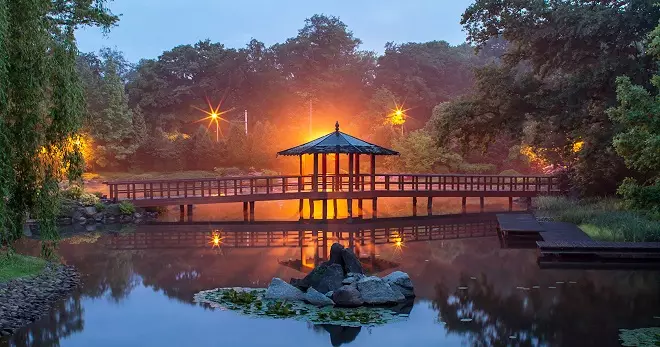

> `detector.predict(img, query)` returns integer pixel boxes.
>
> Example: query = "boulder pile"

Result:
[266,243,414,307]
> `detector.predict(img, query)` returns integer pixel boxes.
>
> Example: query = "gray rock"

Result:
[72,209,86,222]
[342,277,357,285]
[83,206,97,217]
[265,278,305,301]
[383,271,415,297]
[332,285,364,307]
[341,248,364,274]
[328,243,345,265]
[356,276,405,305]
[325,291,334,298]
[304,287,334,307]
[299,263,344,294]
[94,213,104,222]
[133,212,143,219]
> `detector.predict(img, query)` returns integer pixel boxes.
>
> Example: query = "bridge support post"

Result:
[372,198,378,219]
[243,202,249,221]
[480,197,485,212]
[322,199,328,220]
[412,197,417,216]
[333,199,338,219]
[298,199,304,220]
[509,197,513,211]
[313,153,319,192]
[186,204,193,221]
[461,197,467,214]
[309,199,315,220]
[427,197,433,216]
[347,153,354,220]
[249,201,255,222]
[357,199,363,218]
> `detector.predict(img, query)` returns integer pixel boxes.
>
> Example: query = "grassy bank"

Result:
[534,196,660,242]
[0,253,46,282]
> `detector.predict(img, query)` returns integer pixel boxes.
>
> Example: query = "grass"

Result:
[535,196,660,242]
[0,253,47,282]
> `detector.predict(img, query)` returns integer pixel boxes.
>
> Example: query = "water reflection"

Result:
[3,214,660,347]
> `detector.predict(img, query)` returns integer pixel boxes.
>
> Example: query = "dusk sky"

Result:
[75,0,474,62]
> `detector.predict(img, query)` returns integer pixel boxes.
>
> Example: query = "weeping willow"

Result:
[0,0,117,256]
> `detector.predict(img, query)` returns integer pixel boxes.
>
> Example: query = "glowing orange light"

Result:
[572,141,584,153]
[193,97,234,142]
[386,102,410,130]
[208,231,223,248]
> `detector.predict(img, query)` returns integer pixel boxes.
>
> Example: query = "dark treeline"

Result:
[78,2,660,206]
[77,14,508,174]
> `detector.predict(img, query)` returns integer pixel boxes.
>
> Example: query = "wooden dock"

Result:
[496,213,660,267]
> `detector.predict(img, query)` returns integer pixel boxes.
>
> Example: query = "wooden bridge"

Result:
[104,173,561,220]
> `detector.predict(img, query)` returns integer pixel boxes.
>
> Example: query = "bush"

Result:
[118,201,136,215]
[259,169,279,176]
[499,169,522,176]
[92,191,104,199]
[94,202,106,212]
[61,185,84,200]
[214,167,244,177]
[78,192,100,206]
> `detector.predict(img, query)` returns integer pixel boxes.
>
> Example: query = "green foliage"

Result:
[265,301,297,317]
[220,288,258,306]
[0,1,117,252]
[213,167,244,176]
[0,253,46,282]
[617,178,660,215]
[78,192,100,207]
[61,185,84,200]
[94,202,105,212]
[535,196,660,242]
[434,0,660,196]
[118,201,135,215]
[619,327,660,347]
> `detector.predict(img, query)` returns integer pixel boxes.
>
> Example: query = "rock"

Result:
[304,287,335,307]
[341,248,364,274]
[356,276,405,305]
[94,213,104,222]
[383,271,415,298]
[83,206,97,217]
[332,285,364,307]
[325,291,334,298]
[105,204,121,216]
[133,212,143,219]
[342,277,357,285]
[72,209,86,222]
[328,243,345,266]
[265,278,305,301]
[347,272,365,280]
[289,278,308,290]
[298,263,344,294]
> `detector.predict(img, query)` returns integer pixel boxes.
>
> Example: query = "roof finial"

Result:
[335,121,339,133]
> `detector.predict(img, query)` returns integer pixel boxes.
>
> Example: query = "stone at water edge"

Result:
[341,248,364,274]
[83,206,97,217]
[265,278,305,301]
[383,271,415,298]
[332,285,364,307]
[356,276,405,305]
[304,287,335,307]
[297,263,344,294]
[325,291,334,299]
[328,243,345,266]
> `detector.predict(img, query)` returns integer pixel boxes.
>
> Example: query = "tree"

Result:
[435,0,660,195]
[78,49,144,170]
[608,22,660,212]
[0,0,117,252]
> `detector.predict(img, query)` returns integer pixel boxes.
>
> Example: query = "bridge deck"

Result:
[105,173,561,207]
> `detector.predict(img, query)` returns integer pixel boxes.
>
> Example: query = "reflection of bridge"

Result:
[107,214,498,251]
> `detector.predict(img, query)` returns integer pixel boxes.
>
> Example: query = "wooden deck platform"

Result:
[537,239,660,269]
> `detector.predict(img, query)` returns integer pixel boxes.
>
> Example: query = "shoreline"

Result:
[0,263,80,336]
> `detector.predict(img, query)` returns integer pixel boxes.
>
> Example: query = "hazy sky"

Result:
[75,0,474,62]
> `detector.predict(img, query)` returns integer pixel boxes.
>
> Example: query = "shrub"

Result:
[499,169,522,176]
[61,185,84,200]
[214,167,243,177]
[78,192,100,207]
[260,169,279,176]
[94,202,106,212]
[118,201,136,215]
[92,191,104,199]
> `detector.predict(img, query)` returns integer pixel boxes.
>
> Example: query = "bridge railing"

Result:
[105,173,560,201]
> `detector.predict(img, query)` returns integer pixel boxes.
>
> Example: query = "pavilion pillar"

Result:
[348,153,354,220]
[299,155,303,191]
[480,197,485,212]
[313,153,319,192]
[509,197,513,211]
[322,154,327,192]
[462,197,467,213]
[427,197,433,216]
[370,154,376,191]
[335,152,340,191]
[355,154,360,191]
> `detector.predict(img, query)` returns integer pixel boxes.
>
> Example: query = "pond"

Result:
[2,200,660,347]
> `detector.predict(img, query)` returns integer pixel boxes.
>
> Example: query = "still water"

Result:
[2,199,660,347]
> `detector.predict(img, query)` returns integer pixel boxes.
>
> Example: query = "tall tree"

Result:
[0,0,117,252]
[608,22,660,212]
[435,0,660,195]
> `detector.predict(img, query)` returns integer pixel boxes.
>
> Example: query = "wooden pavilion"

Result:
[277,121,398,219]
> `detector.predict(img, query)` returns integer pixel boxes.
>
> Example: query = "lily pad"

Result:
[194,287,409,327]
[619,327,660,347]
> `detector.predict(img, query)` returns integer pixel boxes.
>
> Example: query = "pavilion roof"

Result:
[277,122,399,156]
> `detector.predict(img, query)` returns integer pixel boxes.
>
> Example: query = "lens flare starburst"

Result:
[208,231,224,248]
[193,97,235,142]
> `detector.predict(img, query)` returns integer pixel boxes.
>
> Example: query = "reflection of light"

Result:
[208,231,223,248]
[572,141,584,153]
